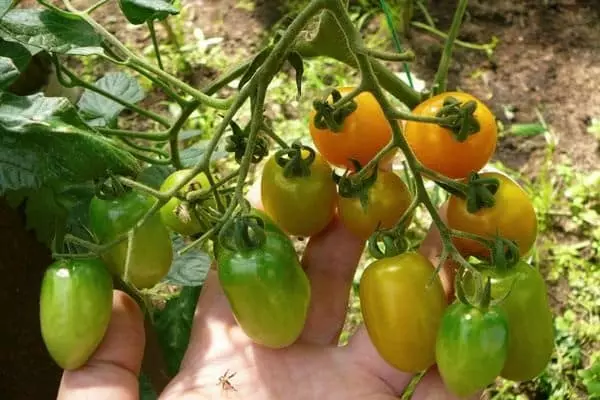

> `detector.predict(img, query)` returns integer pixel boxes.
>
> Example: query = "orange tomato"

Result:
[404,92,497,179]
[309,87,395,170]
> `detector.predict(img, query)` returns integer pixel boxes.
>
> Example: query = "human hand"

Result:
[56,196,474,400]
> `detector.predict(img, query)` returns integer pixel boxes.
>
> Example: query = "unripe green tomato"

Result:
[359,252,446,373]
[89,191,173,289]
[215,212,311,348]
[40,258,113,370]
[436,302,509,398]
[160,169,215,236]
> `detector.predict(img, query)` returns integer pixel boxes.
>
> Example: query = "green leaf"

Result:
[0,39,32,72]
[77,72,145,127]
[118,0,179,25]
[0,92,140,195]
[0,9,104,55]
[0,55,19,89]
[163,236,211,286]
[153,286,202,375]
[0,0,10,19]
[137,164,174,189]
[180,140,228,168]
[507,123,546,137]
[139,373,158,400]
[238,46,271,90]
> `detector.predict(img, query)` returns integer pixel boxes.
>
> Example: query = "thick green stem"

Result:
[147,21,165,71]
[98,127,170,141]
[432,0,469,93]
[118,177,169,200]
[168,100,201,169]
[412,21,497,53]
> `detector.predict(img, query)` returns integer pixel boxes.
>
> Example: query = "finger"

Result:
[178,269,247,369]
[417,203,457,301]
[298,216,365,345]
[58,290,145,400]
[412,366,481,400]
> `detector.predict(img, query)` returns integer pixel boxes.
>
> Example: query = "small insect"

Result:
[217,369,237,392]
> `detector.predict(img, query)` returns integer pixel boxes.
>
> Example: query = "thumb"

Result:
[57,290,145,400]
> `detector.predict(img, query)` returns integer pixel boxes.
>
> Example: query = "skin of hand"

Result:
[56,178,476,400]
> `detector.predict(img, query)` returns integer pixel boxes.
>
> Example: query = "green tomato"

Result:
[436,302,509,397]
[484,261,555,381]
[160,169,214,236]
[40,258,113,370]
[261,151,337,237]
[89,190,173,289]
[359,252,447,373]
[215,212,311,348]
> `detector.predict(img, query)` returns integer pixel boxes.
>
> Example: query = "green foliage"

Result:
[0,9,104,55]
[152,286,202,376]
[163,236,211,286]
[78,72,146,127]
[118,0,179,25]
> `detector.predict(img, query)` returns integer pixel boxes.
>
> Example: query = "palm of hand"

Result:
[58,213,465,400]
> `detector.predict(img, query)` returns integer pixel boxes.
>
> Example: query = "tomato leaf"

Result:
[118,0,179,25]
[0,55,19,89]
[0,9,104,55]
[163,235,211,286]
[138,165,175,189]
[238,46,271,90]
[0,38,32,72]
[0,92,140,195]
[180,140,228,168]
[0,0,11,19]
[152,286,202,375]
[139,373,158,400]
[77,72,145,127]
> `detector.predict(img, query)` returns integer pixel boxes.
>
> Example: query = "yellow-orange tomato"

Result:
[360,252,447,373]
[338,170,412,240]
[404,92,497,179]
[447,172,538,258]
[309,87,395,170]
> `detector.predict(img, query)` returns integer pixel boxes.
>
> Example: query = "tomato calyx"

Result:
[490,235,521,271]
[335,164,378,210]
[94,175,130,200]
[456,268,494,310]
[218,213,267,252]
[226,120,270,164]
[274,141,316,178]
[435,96,481,142]
[368,228,409,259]
[465,172,500,213]
[312,89,358,133]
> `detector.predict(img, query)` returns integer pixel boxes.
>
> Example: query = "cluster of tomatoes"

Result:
[39,87,553,399]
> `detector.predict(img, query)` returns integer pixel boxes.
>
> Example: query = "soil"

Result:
[2,0,599,399]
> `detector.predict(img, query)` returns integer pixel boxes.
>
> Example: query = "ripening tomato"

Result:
[215,212,311,349]
[160,169,214,236]
[447,171,538,258]
[89,191,173,289]
[338,170,412,240]
[404,92,497,179]
[481,261,554,381]
[261,151,337,237]
[40,258,113,370]
[309,87,395,170]
[436,302,509,397]
[360,252,447,373]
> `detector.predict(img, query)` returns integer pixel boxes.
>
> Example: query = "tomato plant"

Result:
[89,191,173,289]
[215,212,311,348]
[1,0,560,395]
[160,169,214,236]
[309,87,395,170]
[40,258,113,370]
[404,92,497,179]
[436,302,509,398]
[359,252,447,373]
[261,148,337,237]
[447,171,538,258]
